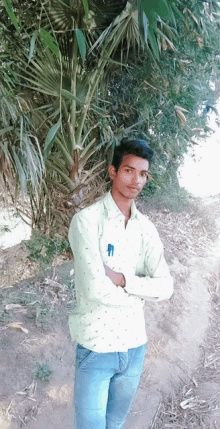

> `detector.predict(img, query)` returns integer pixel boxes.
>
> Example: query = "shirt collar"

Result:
[102,190,140,220]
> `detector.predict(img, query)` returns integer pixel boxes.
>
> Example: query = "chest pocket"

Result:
[97,210,142,272]
[98,216,119,268]
[99,241,117,266]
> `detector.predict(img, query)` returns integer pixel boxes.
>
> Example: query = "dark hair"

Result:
[111,138,154,174]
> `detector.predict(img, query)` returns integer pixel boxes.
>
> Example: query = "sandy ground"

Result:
[0,195,220,429]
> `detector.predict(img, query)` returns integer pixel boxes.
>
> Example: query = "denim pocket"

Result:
[76,344,94,369]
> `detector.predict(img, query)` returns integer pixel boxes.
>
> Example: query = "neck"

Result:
[110,188,132,219]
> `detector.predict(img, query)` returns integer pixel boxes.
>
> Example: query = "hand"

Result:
[103,263,125,287]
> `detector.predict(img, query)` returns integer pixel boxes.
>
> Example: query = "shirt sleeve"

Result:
[68,211,141,308]
[123,223,173,302]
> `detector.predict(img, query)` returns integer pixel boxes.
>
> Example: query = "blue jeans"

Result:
[73,342,147,429]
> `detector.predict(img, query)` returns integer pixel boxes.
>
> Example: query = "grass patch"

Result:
[0,276,75,330]
[21,230,71,269]
[34,363,53,381]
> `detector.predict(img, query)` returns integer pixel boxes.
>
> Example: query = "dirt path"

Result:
[0,195,219,429]
[125,203,220,429]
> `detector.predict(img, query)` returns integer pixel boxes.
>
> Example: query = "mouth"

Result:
[128,187,139,191]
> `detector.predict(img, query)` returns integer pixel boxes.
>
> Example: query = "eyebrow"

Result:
[123,165,149,173]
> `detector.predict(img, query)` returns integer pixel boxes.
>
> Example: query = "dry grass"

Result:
[0,243,71,289]
[148,269,220,429]
[0,244,39,288]
[136,196,220,262]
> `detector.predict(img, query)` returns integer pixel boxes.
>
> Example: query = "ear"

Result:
[108,165,117,181]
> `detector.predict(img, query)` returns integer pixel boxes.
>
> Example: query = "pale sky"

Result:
[178,101,220,197]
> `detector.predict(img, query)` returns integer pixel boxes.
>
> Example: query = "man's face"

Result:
[109,154,149,199]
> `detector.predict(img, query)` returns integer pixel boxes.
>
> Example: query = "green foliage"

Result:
[0,225,11,234]
[0,274,75,335]
[22,230,70,267]
[64,277,75,291]
[104,0,219,193]
[141,179,193,213]
[3,0,20,32]
[44,118,62,160]
[34,363,53,381]
[0,306,13,326]
[75,28,86,63]
[1,0,220,233]
[28,30,38,63]
[39,29,59,58]
[35,306,52,328]
[82,0,89,21]
[141,180,158,197]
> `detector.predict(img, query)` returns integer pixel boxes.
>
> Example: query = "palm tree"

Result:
[1,0,219,236]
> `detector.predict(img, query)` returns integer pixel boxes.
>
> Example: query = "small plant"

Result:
[0,309,13,326]
[0,225,11,234]
[35,306,52,328]
[34,363,53,381]
[22,230,70,268]
[65,277,75,290]
[1,336,10,347]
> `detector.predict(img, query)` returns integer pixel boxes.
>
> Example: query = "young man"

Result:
[68,138,173,429]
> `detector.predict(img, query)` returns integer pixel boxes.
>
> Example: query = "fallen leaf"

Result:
[180,397,201,409]
[5,304,23,310]
[44,278,62,288]
[6,322,29,334]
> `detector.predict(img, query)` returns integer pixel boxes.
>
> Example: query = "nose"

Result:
[130,172,145,188]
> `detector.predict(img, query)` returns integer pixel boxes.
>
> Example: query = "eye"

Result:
[125,169,149,178]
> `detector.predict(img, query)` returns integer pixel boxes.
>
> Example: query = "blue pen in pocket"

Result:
[108,244,114,256]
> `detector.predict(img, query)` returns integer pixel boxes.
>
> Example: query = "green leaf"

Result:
[143,12,148,45]
[82,0,89,21]
[171,3,185,22]
[44,118,61,160]
[3,0,20,32]
[20,116,23,146]
[141,0,175,26]
[138,1,148,47]
[147,10,158,29]
[39,29,59,58]
[156,0,171,21]
[58,0,70,7]
[75,28,86,63]
[148,27,159,59]
[143,0,170,21]
[61,89,83,104]
[0,126,14,135]
[168,3,176,27]
[11,147,26,195]
[28,30,38,63]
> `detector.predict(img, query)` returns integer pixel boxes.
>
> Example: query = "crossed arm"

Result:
[103,263,145,288]
[69,213,173,302]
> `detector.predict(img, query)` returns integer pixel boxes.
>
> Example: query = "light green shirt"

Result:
[68,190,173,353]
